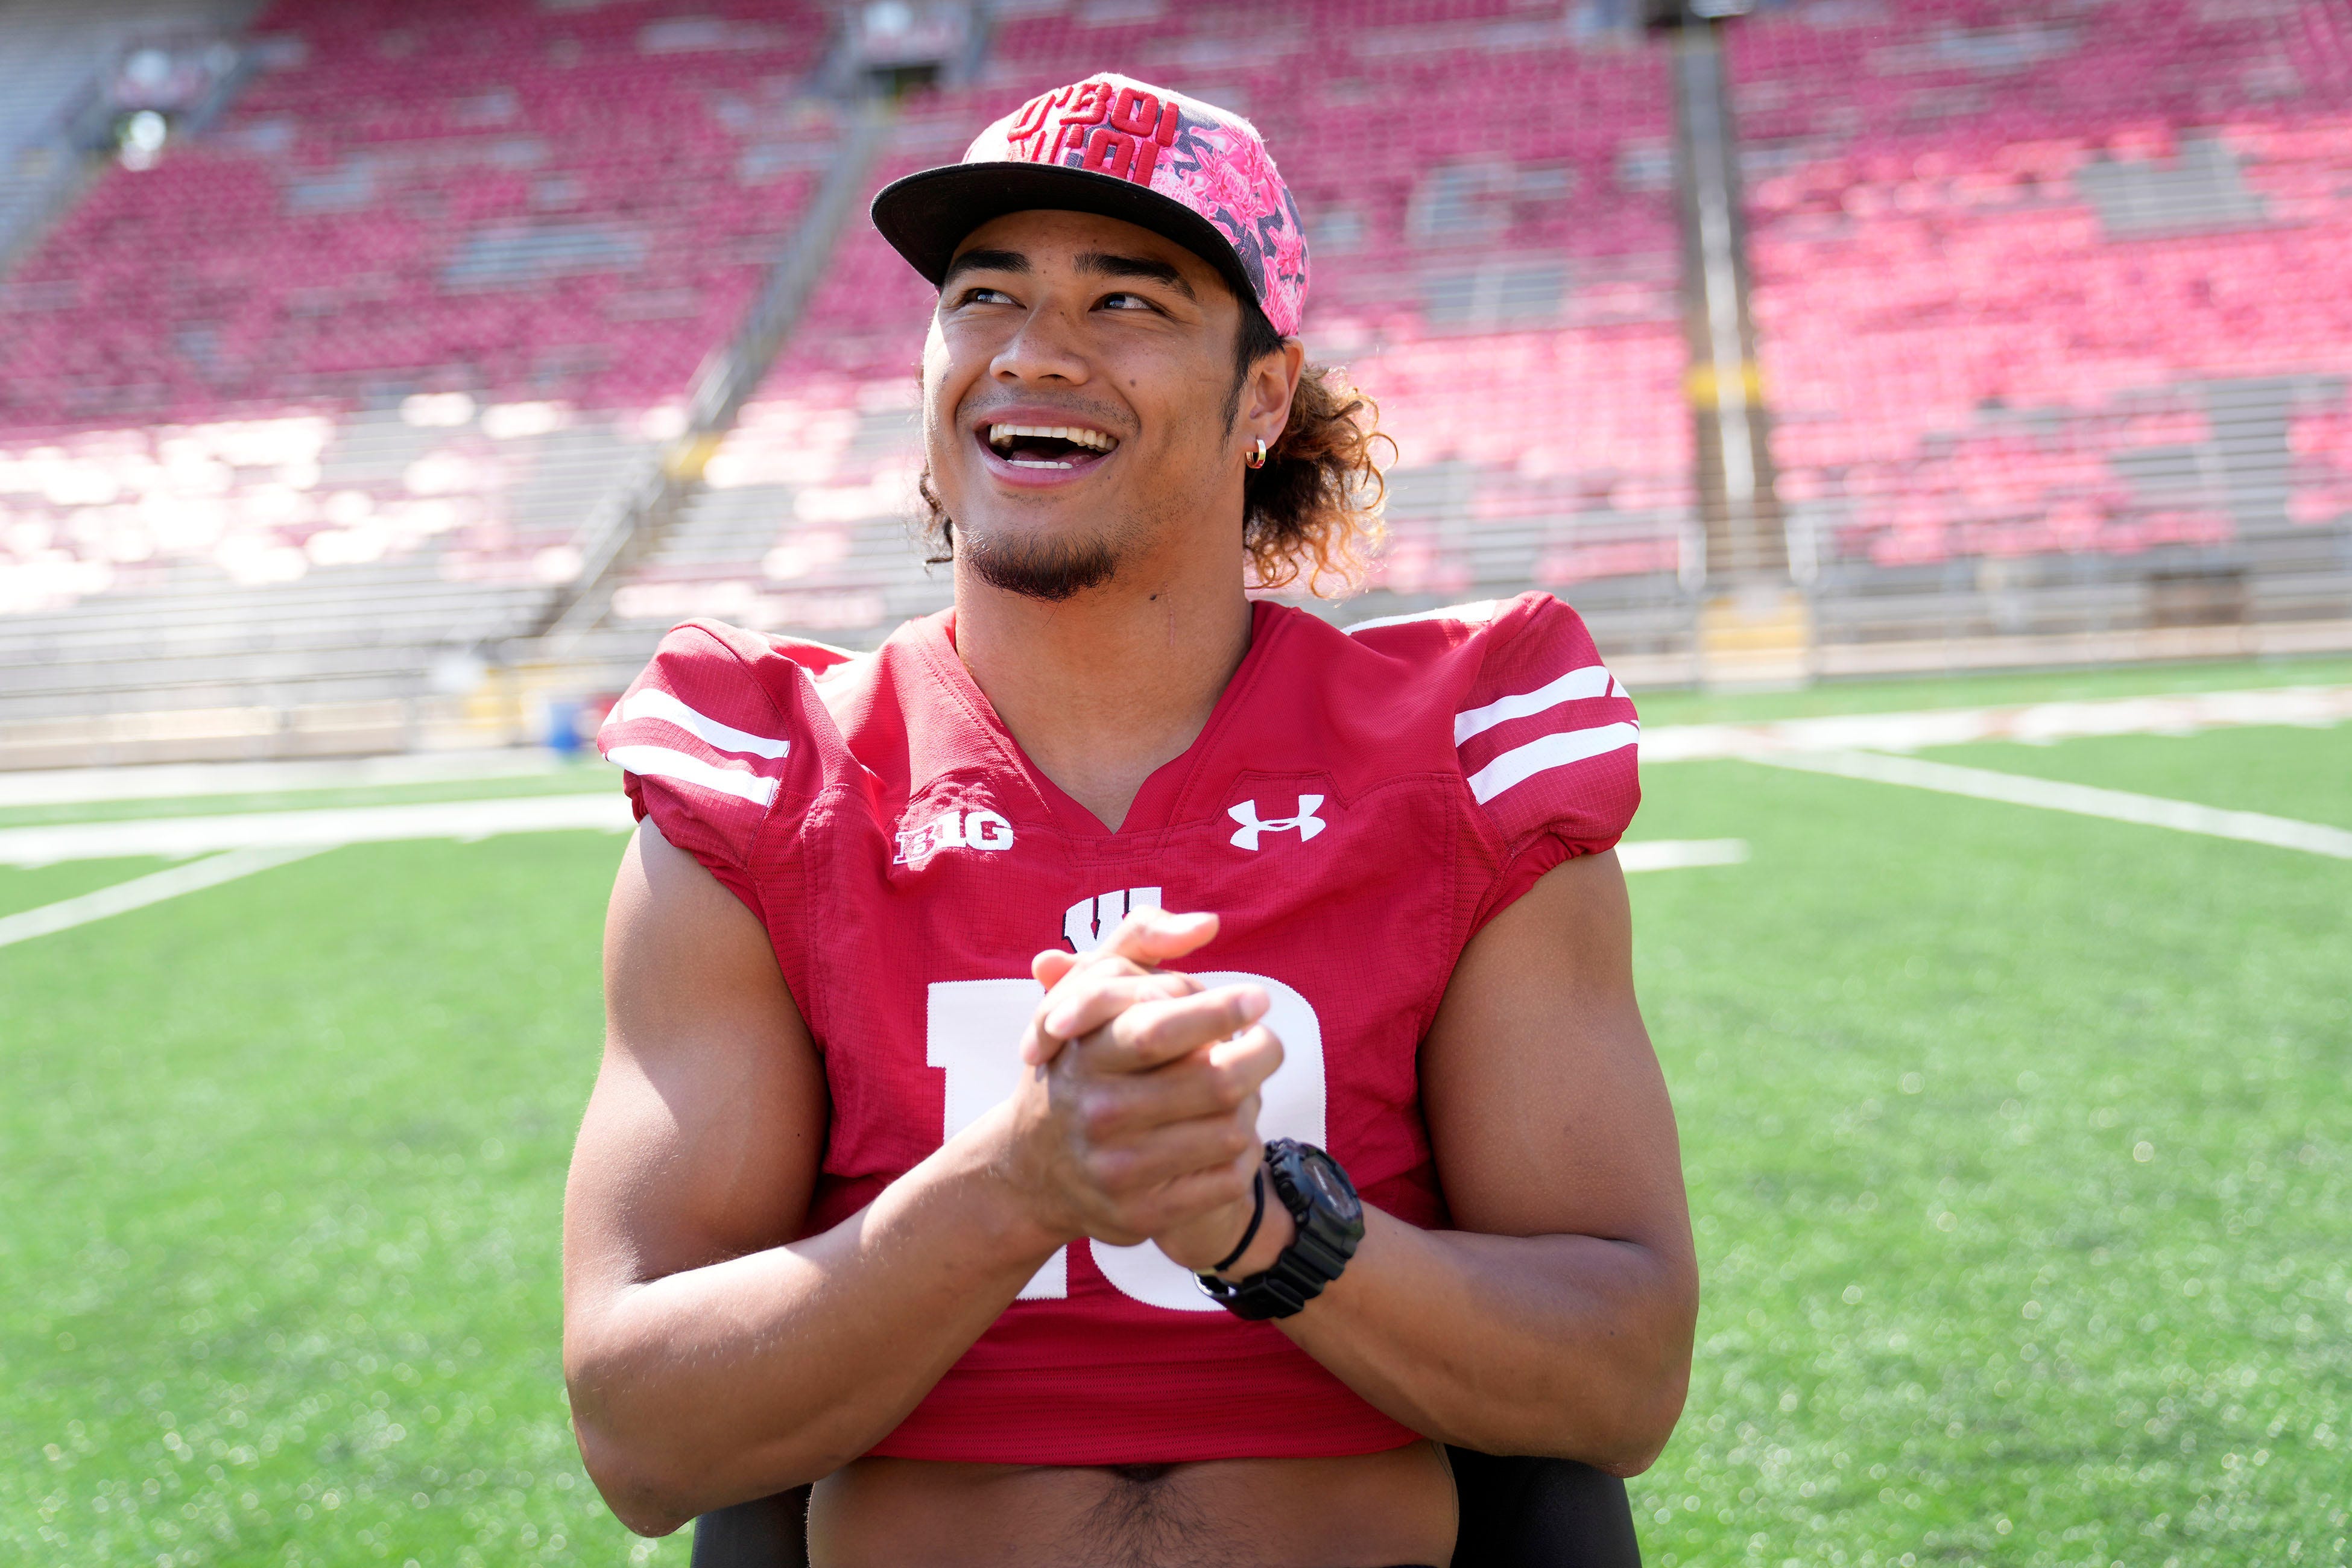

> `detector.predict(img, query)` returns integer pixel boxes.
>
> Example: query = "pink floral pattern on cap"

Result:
[963,73,1309,338]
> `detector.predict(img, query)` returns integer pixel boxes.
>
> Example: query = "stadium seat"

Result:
[7,0,2350,729]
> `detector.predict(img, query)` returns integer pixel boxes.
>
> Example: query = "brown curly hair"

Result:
[917,305,1392,598]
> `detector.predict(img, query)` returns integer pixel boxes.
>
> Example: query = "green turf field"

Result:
[4,660,2347,1566]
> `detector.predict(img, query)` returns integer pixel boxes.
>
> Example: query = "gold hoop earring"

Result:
[1246,438,1268,469]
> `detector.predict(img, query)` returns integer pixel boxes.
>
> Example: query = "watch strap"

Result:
[1207,1168,1267,1276]
[1196,1140,1364,1321]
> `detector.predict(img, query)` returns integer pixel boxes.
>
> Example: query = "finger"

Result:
[1086,985,1269,1076]
[1040,966,1200,1044]
[1036,946,1150,999]
[1031,949,1080,989]
[1022,969,1198,1067]
[1098,908,1219,969]
[1071,1049,1266,1145]
[1022,952,1146,1067]
[1081,1109,1262,1201]
[1201,1022,1285,1090]
[1078,1026,1280,1139]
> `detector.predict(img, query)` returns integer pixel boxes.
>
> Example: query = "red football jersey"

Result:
[596,592,1640,1465]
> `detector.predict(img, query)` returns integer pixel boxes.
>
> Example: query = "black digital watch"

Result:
[1196,1138,1364,1320]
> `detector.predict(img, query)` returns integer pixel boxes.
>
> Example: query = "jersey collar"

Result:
[910,601,1292,839]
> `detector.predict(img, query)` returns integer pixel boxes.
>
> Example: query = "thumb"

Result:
[1023,949,1081,1067]
[1101,908,1219,967]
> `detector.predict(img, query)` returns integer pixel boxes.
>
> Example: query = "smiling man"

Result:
[563,74,1696,1567]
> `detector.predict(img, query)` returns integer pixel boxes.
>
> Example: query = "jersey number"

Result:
[926,975,1326,1312]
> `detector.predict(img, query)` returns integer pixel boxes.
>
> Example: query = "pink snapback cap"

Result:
[871,73,1309,338]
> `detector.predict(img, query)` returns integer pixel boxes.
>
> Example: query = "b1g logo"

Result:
[894,807,1014,865]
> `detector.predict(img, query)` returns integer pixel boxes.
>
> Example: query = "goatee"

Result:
[959,526,1122,602]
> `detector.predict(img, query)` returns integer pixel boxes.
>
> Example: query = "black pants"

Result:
[686,1449,1641,1567]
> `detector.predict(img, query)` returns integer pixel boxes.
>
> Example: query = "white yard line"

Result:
[1748,750,2352,860]
[1640,684,2352,762]
[0,787,1744,883]
[1618,839,1749,871]
[0,793,634,866]
[0,750,587,809]
[8,681,2339,810]
[0,844,334,949]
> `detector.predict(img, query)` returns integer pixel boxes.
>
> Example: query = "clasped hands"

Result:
[983,909,1292,1277]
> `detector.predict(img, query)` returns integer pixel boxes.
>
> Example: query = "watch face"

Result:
[1303,1154,1359,1218]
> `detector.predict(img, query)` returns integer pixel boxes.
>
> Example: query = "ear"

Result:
[1242,338,1307,455]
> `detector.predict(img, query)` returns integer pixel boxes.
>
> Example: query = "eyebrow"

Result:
[938,245,1198,301]
[1075,250,1197,299]
[940,247,1029,286]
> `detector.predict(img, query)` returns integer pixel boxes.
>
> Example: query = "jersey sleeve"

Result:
[1455,594,1642,927]
[596,620,810,920]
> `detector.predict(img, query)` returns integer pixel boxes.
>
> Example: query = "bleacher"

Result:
[612,2,1698,661]
[1728,0,2352,651]
[7,0,2352,764]
[0,0,842,760]
[627,0,2352,667]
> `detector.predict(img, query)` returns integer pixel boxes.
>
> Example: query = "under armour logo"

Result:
[1065,887,1163,951]
[1227,795,1326,852]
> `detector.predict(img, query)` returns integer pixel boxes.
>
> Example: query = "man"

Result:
[563,73,1696,1566]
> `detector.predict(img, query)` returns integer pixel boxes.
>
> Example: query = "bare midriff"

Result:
[808,1440,1458,1567]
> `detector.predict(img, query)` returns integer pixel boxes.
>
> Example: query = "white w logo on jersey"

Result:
[1064,887,1163,951]
[1227,795,1327,851]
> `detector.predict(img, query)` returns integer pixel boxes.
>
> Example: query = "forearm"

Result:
[566,1127,1060,1533]
[1279,1208,1696,1473]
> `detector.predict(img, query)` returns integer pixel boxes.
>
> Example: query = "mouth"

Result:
[979,422,1120,473]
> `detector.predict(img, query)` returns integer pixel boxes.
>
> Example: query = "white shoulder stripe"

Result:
[1465,722,1640,806]
[1344,599,1500,634]
[605,745,780,808]
[613,688,789,759]
[1455,665,1615,745]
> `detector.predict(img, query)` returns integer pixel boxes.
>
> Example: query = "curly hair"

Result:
[917,305,1391,598]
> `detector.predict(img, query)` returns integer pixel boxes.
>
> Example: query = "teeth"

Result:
[985,423,1115,454]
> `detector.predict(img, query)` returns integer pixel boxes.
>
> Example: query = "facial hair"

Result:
[956,514,1124,602]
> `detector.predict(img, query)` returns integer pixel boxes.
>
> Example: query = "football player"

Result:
[564,74,1697,1566]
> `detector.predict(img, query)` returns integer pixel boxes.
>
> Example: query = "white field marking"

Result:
[1639,684,2352,763]
[0,793,634,867]
[0,844,332,949]
[0,750,586,809]
[1617,839,1750,871]
[1748,750,2352,861]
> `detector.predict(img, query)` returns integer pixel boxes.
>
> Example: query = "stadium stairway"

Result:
[0,0,267,271]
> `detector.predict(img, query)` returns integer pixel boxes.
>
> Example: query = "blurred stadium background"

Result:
[2,1,2348,1565]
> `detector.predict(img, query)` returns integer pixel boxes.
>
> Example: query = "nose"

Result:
[989,300,1091,387]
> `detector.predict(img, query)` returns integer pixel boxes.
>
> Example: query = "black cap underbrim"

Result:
[870,160,1268,327]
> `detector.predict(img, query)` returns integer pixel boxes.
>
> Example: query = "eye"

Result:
[955,286,1017,308]
[1098,291,1159,312]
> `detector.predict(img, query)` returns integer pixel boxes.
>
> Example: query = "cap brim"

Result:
[871,161,1267,327]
